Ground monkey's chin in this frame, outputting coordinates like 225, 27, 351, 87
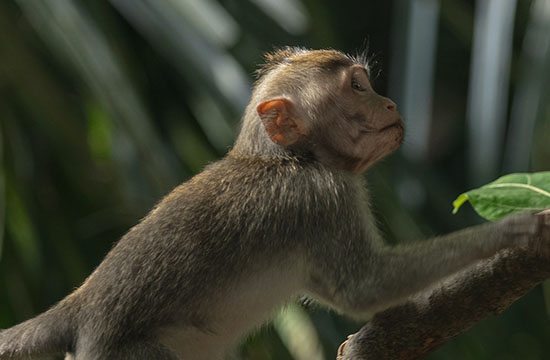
352, 151, 394, 173
371, 120, 405, 149
388, 122, 405, 146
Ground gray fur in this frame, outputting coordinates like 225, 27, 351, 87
0, 48, 543, 360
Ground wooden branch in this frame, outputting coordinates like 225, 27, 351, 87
337, 236, 550, 360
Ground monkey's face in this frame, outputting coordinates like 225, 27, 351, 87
309, 64, 404, 173
254, 51, 403, 174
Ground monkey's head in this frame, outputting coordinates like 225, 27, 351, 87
234, 47, 403, 173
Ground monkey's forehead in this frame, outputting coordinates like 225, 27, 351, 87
256, 47, 368, 79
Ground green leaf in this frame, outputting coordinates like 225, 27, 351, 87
452, 172, 550, 221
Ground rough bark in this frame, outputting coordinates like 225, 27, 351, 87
337, 234, 550, 360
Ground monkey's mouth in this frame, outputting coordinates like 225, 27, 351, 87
380, 120, 403, 132
360, 117, 403, 133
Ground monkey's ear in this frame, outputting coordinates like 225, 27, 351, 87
257, 99, 308, 146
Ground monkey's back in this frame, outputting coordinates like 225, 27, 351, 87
67, 154, 369, 352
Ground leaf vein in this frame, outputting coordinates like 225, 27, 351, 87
485, 183, 550, 199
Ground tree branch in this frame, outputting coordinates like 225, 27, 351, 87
337, 239, 550, 360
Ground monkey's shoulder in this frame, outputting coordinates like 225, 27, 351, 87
169, 155, 363, 208
134, 155, 369, 245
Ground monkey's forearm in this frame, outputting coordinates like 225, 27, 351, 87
322, 213, 546, 315
364, 213, 542, 308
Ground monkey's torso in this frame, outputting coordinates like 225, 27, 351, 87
66, 154, 376, 359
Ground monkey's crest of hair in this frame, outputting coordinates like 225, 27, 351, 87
255, 47, 372, 80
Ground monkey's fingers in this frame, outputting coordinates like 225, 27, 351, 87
536, 209, 550, 230
336, 334, 354, 360
535, 209, 550, 258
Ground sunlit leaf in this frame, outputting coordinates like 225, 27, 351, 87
273, 304, 325, 360
250, 0, 309, 34
5, 187, 41, 273
109, 0, 251, 110
452, 172, 550, 221
87, 100, 113, 162
16, 0, 179, 197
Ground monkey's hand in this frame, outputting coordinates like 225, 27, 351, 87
496, 211, 550, 257
531, 210, 550, 257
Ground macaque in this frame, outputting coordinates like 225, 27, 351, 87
1, 47, 548, 360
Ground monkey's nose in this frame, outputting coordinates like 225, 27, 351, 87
379, 96, 398, 112
385, 100, 397, 112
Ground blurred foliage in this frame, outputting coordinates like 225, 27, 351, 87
0, 0, 549, 359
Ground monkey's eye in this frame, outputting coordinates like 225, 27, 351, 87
351, 80, 365, 92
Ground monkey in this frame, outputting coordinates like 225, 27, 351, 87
0, 47, 549, 360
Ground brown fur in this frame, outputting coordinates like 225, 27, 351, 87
1, 48, 548, 360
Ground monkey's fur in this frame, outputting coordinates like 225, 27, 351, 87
1, 48, 548, 360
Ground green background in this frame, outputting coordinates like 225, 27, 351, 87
0, 0, 549, 359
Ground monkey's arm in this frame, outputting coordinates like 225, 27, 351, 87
309, 212, 549, 316
338, 225, 550, 360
